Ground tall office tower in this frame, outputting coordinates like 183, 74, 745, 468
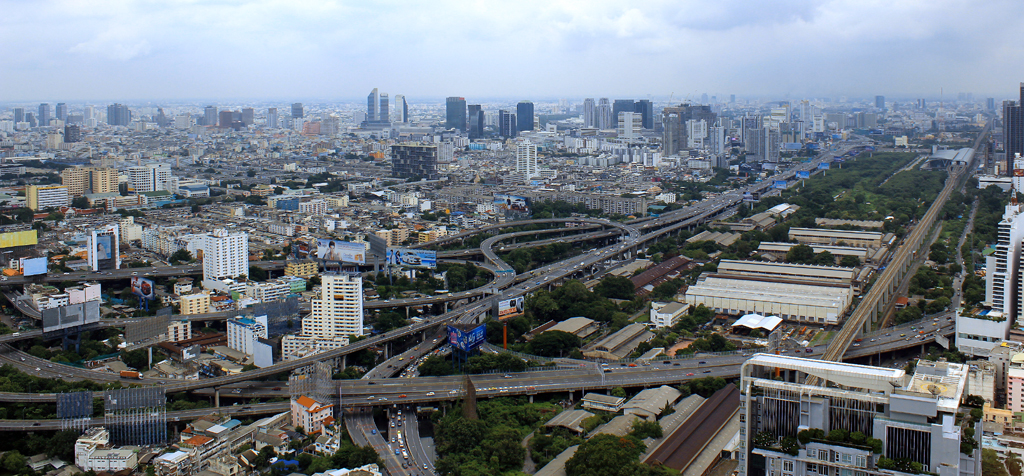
202, 229, 249, 287
61, 166, 117, 196
25, 184, 70, 210
612, 99, 634, 123
468, 104, 484, 138
633, 100, 653, 129
515, 142, 538, 178
106, 104, 131, 126
378, 93, 390, 123
583, 98, 596, 128
516, 101, 534, 132
155, 108, 169, 127
730, 94, 736, 103
917, 98, 926, 109
218, 110, 234, 128
391, 143, 440, 180
267, 108, 279, 128
64, 124, 81, 143
617, 112, 642, 140
203, 106, 217, 126
84, 105, 94, 120
1005, 83, 1024, 175
304, 273, 364, 338
13, 107, 24, 124
708, 120, 727, 155
128, 164, 171, 192
988, 97, 996, 111
596, 98, 612, 129
700, 93, 709, 105
662, 104, 717, 156
241, 108, 254, 126
393, 94, 408, 123
366, 88, 380, 122
25, 112, 36, 128
739, 355, 979, 476
875, 95, 885, 109
55, 103, 67, 121
498, 110, 518, 138
445, 97, 467, 131
291, 103, 304, 119
762, 126, 781, 162
38, 103, 51, 126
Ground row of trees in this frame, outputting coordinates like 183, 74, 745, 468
433, 398, 557, 475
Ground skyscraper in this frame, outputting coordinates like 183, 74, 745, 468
202, 229, 249, 288
378, 93, 389, 123
13, 107, 24, 124
291, 103, 304, 119
241, 108, 254, 126
64, 124, 81, 143
612, 99, 634, 122
988, 97, 996, 111
204, 106, 217, 127
596, 98, 612, 129
1004, 83, 1024, 175
662, 104, 717, 156
370, 87, 382, 121
393, 95, 408, 123
106, 104, 131, 126
445, 97, 467, 131
516, 101, 534, 132
516, 142, 538, 178
392, 143, 440, 180
633, 100, 653, 129
499, 110, 517, 138
55, 103, 67, 122
875, 95, 885, 109
618, 112, 642, 140
281, 273, 364, 358
468, 104, 484, 138
583, 98, 596, 128
267, 108, 278, 128
38, 103, 51, 127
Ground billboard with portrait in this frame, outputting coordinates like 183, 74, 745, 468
447, 324, 486, 352
497, 296, 525, 320
315, 239, 365, 264
386, 248, 437, 269
131, 276, 156, 301
818, 162, 830, 170
494, 194, 529, 213
19, 257, 47, 276
94, 235, 113, 260
796, 170, 810, 179
773, 180, 788, 190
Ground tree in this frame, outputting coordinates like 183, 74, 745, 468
248, 266, 268, 282
786, 244, 815, 264
247, 169, 257, 177
71, 196, 91, 208
984, 449, 1010, 476
528, 330, 582, 357
840, 255, 861, 268
652, 281, 680, 300
418, 355, 454, 376
814, 251, 835, 266
593, 275, 635, 300
611, 387, 627, 398
629, 419, 663, 439
169, 249, 192, 264
565, 433, 648, 476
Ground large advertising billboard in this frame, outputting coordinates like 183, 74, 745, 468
315, 239, 365, 264
447, 324, 486, 352
94, 235, 113, 260
494, 194, 529, 213
796, 170, 810, 179
42, 301, 101, 333
0, 230, 38, 248
19, 257, 47, 276
386, 248, 437, 269
773, 180, 788, 190
818, 162, 830, 170
497, 296, 525, 320
131, 276, 156, 301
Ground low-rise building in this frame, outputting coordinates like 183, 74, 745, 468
291, 395, 334, 435
583, 323, 654, 360
622, 385, 682, 421
581, 393, 626, 412
650, 302, 686, 328
180, 292, 211, 315
548, 316, 599, 338
167, 319, 192, 342
74, 427, 139, 473
284, 260, 319, 278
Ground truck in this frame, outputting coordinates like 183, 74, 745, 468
120, 370, 143, 380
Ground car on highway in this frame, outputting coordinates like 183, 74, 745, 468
426, 391, 435, 396
367, 396, 375, 400
686, 372, 695, 376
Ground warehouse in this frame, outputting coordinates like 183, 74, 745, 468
788, 227, 888, 248
715, 259, 856, 287
682, 276, 852, 325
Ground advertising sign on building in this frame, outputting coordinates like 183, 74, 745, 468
314, 239, 366, 264
494, 194, 529, 213
131, 276, 156, 301
447, 324, 486, 352
796, 170, 810, 179
19, 257, 47, 276
386, 248, 437, 269
497, 296, 525, 320
818, 162, 830, 170
773, 180, 788, 190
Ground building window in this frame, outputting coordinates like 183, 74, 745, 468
855, 455, 866, 468
783, 460, 794, 472
807, 449, 816, 459
841, 453, 852, 464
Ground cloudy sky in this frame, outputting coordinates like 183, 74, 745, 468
3, 0, 1024, 102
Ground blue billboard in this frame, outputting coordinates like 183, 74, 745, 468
796, 170, 810, 179
818, 162, 830, 170
386, 248, 437, 269
315, 239, 366, 264
773, 180, 788, 190
448, 324, 486, 352
20, 257, 47, 276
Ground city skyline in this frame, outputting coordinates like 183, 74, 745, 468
3, 1, 1024, 101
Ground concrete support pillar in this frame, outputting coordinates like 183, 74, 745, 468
215, 389, 220, 408
529, 395, 534, 403
341, 355, 347, 369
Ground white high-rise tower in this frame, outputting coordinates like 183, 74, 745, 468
516, 142, 538, 179
202, 229, 249, 288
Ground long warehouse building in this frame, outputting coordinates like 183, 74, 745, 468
682, 276, 852, 325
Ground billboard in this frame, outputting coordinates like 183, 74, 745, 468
94, 235, 113, 260
818, 162, 830, 170
386, 248, 437, 269
366, 233, 388, 259
19, 257, 47, 276
131, 277, 156, 301
497, 296, 525, 320
447, 324, 486, 352
494, 194, 529, 213
42, 301, 101, 333
796, 170, 810, 179
773, 180, 788, 190
0, 230, 37, 248
314, 239, 365, 264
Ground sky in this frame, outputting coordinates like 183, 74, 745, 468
3, 0, 1024, 102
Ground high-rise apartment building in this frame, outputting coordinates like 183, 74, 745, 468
38, 103, 51, 127
515, 142, 538, 179
26, 184, 69, 210
516, 101, 534, 132
55, 103, 67, 122
241, 108, 254, 126
739, 355, 980, 476
367, 88, 380, 122
291, 103, 304, 119
203, 105, 217, 126
633, 99, 653, 129
986, 193, 1024, 324
391, 143, 439, 180
618, 112, 643, 140
106, 104, 131, 126
13, 107, 24, 124
267, 107, 278, 128
202, 229, 249, 286
875, 95, 885, 109
583, 98, 596, 128
499, 110, 517, 138
662, 104, 717, 156
281, 273, 364, 359
988, 97, 996, 111
227, 315, 268, 356
64, 124, 81, 143
468, 104, 484, 138
128, 164, 171, 192
596, 98, 612, 129
445, 97, 467, 131
393, 94, 408, 123
61, 166, 118, 196
1004, 83, 1024, 175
